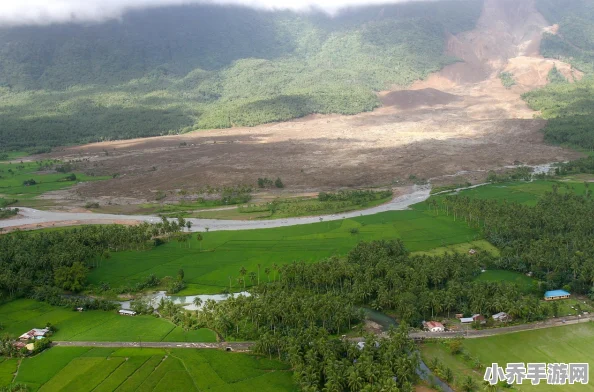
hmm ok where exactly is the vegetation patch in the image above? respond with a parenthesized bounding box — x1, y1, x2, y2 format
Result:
(0, 160, 108, 201)
(475, 270, 536, 293)
(498, 71, 516, 88)
(236, 189, 393, 219)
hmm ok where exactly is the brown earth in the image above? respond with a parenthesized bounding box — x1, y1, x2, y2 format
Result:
(40, 0, 582, 204)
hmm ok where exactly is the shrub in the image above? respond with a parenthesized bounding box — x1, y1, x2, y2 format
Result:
(449, 339, 463, 355)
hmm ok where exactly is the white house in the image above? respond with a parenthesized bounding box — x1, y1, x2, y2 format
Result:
(19, 328, 50, 341)
(423, 321, 445, 332)
(492, 312, 510, 322)
(119, 309, 137, 316)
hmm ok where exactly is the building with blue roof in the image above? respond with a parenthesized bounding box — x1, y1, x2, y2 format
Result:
(544, 290, 570, 301)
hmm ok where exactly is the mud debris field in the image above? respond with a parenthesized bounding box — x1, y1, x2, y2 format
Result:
(41, 0, 582, 202)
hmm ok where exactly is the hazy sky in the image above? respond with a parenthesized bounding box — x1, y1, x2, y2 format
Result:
(0, 0, 434, 26)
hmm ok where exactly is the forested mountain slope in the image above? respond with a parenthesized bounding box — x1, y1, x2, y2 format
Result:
(523, 0, 594, 150)
(536, 0, 594, 73)
(0, 1, 482, 152)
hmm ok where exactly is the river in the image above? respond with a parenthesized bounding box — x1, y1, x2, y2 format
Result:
(0, 185, 431, 231)
(1, 162, 557, 232)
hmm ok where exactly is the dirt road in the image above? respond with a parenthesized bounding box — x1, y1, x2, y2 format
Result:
(52, 341, 254, 351)
(52, 315, 592, 351)
(410, 315, 593, 339)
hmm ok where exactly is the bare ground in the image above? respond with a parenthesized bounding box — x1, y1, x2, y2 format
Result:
(40, 0, 582, 205)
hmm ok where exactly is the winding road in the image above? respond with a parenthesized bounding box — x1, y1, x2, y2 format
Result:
(0, 186, 431, 232)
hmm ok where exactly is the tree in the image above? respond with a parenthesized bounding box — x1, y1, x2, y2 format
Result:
(196, 233, 203, 251)
(54, 262, 88, 292)
(178, 269, 185, 281)
(449, 339, 463, 355)
(275, 177, 284, 188)
(193, 297, 203, 309)
(461, 376, 477, 392)
(239, 267, 247, 289)
(186, 221, 193, 232)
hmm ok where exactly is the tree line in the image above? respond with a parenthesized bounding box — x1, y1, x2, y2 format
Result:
(437, 190, 594, 295)
(0, 218, 190, 298)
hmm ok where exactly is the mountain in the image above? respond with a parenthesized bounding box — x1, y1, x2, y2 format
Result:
(0, 1, 483, 152)
(521, 0, 594, 150)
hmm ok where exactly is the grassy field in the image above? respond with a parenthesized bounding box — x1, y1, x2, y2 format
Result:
(88, 205, 480, 294)
(0, 299, 216, 343)
(5, 346, 295, 392)
(189, 194, 392, 220)
(0, 160, 108, 200)
(441, 180, 588, 206)
(0, 151, 28, 161)
(475, 270, 536, 293)
(412, 239, 499, 257)
(422, 322, 594, 391)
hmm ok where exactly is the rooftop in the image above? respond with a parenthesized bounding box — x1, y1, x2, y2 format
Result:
(544, 290, 570, 298)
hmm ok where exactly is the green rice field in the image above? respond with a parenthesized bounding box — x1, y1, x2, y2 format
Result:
(3, 346, 295, 392)
(88, 206, 480, 294)
(422, 322, 594, 392)
(0, 299, 216, 343)
(441, 180, 588, 206)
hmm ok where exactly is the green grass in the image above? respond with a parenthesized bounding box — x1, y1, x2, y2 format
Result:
(554, 298, 594, 317)
(0, 299, 216, 343)
(9, 347, 295, 392)
(0, 160, 108, 200)
(422, 322, 594, 391)
(465, 322, 594, 391)
(0, 358, 18, 386)
(475, 270, 536, 293)
(0, 151, 28, 161)
(412, 239, 499, 257)
(88, 205, 480, 294)
(438, 180, 588, 206)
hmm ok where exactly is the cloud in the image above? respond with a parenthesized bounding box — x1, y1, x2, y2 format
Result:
(0, 0, 433, 27)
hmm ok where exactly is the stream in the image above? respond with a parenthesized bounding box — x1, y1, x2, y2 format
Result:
(118, 290, 251, 311)
(362, 308, 453, 392)
(0, 185, 431, 231)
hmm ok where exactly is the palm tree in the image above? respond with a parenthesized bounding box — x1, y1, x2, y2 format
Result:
(265, 267, 271, 282)
(193, 297, 203, 309)
(196, 233, 203, 251)
(482, 381, 498, 392)
(461, 376, 477, 392)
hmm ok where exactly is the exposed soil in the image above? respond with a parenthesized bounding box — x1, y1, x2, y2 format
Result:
(39, 0, 582, 205)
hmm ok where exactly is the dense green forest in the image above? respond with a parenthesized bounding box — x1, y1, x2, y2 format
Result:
(523, 77, 594, 149)
(525, 0, 594, 151)
(440, 190, 594, 295)
(536, 0, 594, 73)
(0, 1, 483, 152)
